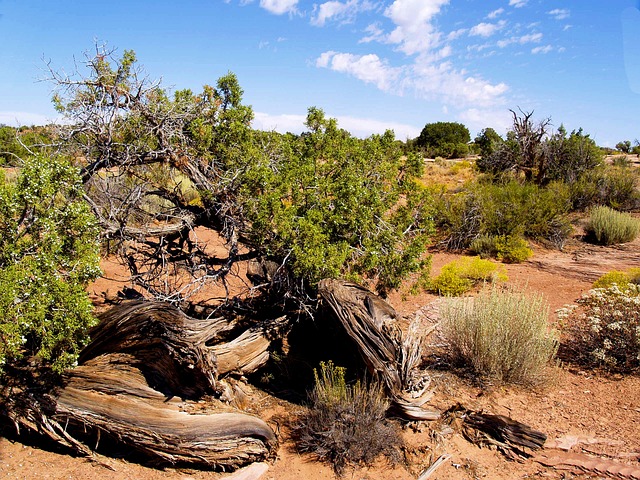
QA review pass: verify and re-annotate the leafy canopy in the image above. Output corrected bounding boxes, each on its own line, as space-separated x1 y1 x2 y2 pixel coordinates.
0 156 101 374
48 46 435 306
416 121 471 149
241 108 435 296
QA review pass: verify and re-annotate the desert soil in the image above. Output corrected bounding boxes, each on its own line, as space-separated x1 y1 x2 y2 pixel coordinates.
2 233 640 480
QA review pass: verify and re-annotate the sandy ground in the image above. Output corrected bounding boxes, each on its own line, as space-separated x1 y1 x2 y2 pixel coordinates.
2 233 640 480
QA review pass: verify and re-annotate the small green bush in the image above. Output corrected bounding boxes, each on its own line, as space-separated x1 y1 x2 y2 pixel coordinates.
560 285 640 372
570 167 640 211
0 156 101 374
586 205 640 245
437 181 572 251
442 286 558 384
294 361 403 474
612 155 631 168
429 256 507 296
592 268 640 289
470 234 533 263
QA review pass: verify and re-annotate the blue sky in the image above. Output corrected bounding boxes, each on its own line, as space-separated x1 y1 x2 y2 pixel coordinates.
1 0 639 146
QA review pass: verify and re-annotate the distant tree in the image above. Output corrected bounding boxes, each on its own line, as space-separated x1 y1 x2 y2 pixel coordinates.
477 110 602 185
542 126 603 184
477 109 550 182
415 121 470 158
474 127 504 158
616 140 632 153
0 155 101 374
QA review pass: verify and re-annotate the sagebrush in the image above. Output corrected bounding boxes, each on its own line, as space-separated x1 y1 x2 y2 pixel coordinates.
470 234 533 263
442 285 558 384
429 256 507 296
586 205 640 245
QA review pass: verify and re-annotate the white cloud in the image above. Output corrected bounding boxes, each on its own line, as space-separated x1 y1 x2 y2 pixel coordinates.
330 115 421 139
447 28 467 40
317 49 508 108
519 32 543 43
509 0 527 8
410 59 508 107
548 8 570 20
383 0 450 55
532 45 554 54
252 111 421 139
458 108 511 135
498 32 543 48
252 112 307 133
0 111 53 126
316 51 401 90
311 0 374 27
487 8 504 19
563 24 572 31
361 22 385 43
259 0 298 15
469 21 505 38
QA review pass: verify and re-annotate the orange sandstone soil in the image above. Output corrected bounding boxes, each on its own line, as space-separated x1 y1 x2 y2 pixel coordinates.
2 233 640 480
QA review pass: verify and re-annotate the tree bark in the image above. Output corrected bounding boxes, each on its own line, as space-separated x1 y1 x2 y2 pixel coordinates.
2 300 281 470
318 279 439 421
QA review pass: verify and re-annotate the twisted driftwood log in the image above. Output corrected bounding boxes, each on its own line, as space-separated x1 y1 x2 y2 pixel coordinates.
3 300 281 469
318 279 440 421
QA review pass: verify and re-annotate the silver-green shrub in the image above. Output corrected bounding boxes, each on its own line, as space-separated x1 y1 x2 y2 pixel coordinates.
587 205 640 245
442 286 558 384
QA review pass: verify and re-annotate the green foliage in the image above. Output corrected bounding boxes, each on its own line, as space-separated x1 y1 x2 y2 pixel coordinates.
616 140 632 153
612 155 631 168
569 165 640 211
474 127 504 158
560 285 640 372
594 271 629 289
415 122 470 159
0 125 54 165
51 47 435 305
477 111 603 185
586 205 640 245
294 361 403 474
241 109 434 295
429 257 507 296
443 285 558 384
543 127 603 184
0 156 101 374
470 234 533 263
437 180 572 250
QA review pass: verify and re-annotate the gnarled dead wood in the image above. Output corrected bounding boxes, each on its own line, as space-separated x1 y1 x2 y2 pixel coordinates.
318 279 439 421
444 404 546 461
3 300 283 470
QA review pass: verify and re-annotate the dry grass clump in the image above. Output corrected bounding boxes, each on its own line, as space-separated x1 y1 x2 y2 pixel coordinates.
442 285 558 385
293 361 403 475
586 205 640 245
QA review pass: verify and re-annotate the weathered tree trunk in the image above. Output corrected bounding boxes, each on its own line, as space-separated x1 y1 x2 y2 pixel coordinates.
3 300 281 470
318 279 440 421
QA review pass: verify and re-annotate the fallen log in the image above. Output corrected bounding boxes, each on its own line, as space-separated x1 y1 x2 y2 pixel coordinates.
2 300 281 469
318 279 439 421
